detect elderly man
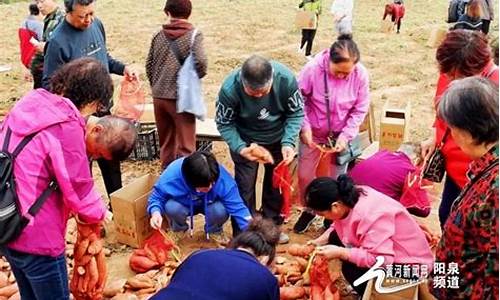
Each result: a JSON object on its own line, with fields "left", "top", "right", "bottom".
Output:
{"left": 42, "top": 0, "right": 137, "bottom": 200}
{"left": 215, "top": 55, "right": 304, "bottom": 243}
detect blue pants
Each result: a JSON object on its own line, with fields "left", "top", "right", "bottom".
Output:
{"left": 439, "top": 176, "right": 462, "bottom": 228}
{"left": 164, "top": 200, "right": 229, "bottom": 233}
{"left": 1, "top": 247, "right": 69, "bottom": 300}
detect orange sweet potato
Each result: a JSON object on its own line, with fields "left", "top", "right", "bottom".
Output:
{"left": 96, "top": 249, "right": 107, "bottom": 290}
{"left": 129, "top": 255, "right": 159, "bottom": 274}
{"left": 103, "top": 279, "right": 127, "bottom": 298}
{"left": 310, "top": 285, "right": 324, "bottom": 300}
{"left": 86, "top": 257, "right": 99, "bottom": 293}
{"left": 280, "top": 286, "right": 306, "bottom": 300}
{"left": 323, "top": 284, "right": 340, "bottom": 300}
{"left": 87, "top": 239, "right": 103, "bottom": 256}
{"left": 274, "top": 263, "right": 302, "bottom": 275}
{"left": 287, "top": 244, "right": 315, "bottom": 257}
{"left": 74, "top": 239, "right": 90, "bottom": 261}
{"left": 250, "top": 144, "right": 274, "bottom": 164}
{"left": 293, "top": 257, "right": 308, "bottom": 272}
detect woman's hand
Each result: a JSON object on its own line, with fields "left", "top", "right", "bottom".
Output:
{"left": 334, "top": 137, "right": 348, "bottom": 153}
{"left": 150, "top": 212, "right": 163, "bottom": 230}
{"left": 300, "top": 129, "right": 316, "bottom": 148}
{"left": 421, "top": 135, "right": 436, "bottom": 160}
{"left": 316, "top": 245, "right": 350, "bottom": 260}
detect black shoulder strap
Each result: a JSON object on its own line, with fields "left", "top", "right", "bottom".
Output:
{"left": 323, "top": 70, "right": 333, "bottom": 137}
{"left": 2, "top": 128, "right": 38, "bottom": 159}
{"left": 27, "top": 181, "right": 58, "bottom": 218}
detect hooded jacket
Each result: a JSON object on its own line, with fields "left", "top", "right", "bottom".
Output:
{"left": 0, "top": 89, "right": 106, "bottom": 257}
{"left": 147, "top": 158, "right": 252, "bottom": 231}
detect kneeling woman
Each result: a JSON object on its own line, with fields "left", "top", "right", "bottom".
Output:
{"left": 150, "top": 217, "right": 280, "bottom": 300}
{"left": 306, "top": 175, "right": 434, "bottom": 295}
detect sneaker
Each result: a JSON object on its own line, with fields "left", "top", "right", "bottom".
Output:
{"left": 278, "top": 232, "right": 290, "bottom": 244}
{"left": 306, "top": 55, "right": 313, "bottom": 61}
{"left": 209, "top": 232, "right": 230, "bottom": 246}
{"left": 293, "top": 211, "right": 316, "bottom": 233}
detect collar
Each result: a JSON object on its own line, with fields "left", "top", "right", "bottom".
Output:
{"left": 468, "top": 143, "right": 499, "bottom": 179}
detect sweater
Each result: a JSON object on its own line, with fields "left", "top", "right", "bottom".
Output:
{"left": 0, "top": 89, "right": 106, "bottom": 257}
{"left": 42, "top": 18, "right": 125, "bottom": 88}
{"left": 147, "top": 158, "right": 252, "bottom": 230}
{"left": 146, "top": 25, "right": 208, "bottom": 100}
{"left": 150, "top": 249, "right": 280, "bottom": 300}
{"left": 215, "top": 61, "right": 304, "bottom": 153}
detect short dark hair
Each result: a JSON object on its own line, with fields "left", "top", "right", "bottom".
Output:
{"left": 64, "top": 0, "right": 95, "bottom": 13}
{"left": 181, "top": 151, "right": 220, "bottom": 188}
{"left": 49, "top": 57, "right": 113, "bottom": 111}
{"left": 491, "top": 36, "right": 499, "bottom": 65}
{"left": 29, "top": 3, "right": 40, "bottom": 15}
{"left": 436, "top": 29, "right": 491, "bottom": 77}
{"left": 164, "top": 0, "right": 192, "bottom": 19}
{"left": 241, "top": 55, "right": 273, "bottom": 90}
{"left": 438, "top": 76, "right": 498, "bottom": 145}
{"left": 96, "top": 116, "right": 137, "bottom": 161}
{"left": 329, "top": 34, "right": 360, "bottom": 64}
{"left": 305, "top": 175, "right": 363, "bottom": 211}
{"left": 228, "top": 216, "right": 280, "bottom": 266}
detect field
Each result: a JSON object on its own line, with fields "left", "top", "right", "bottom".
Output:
{"left": 0, "top": 0, "right": 498, "bottom": 298}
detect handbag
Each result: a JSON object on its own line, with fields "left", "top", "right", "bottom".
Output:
{"left": 422, "top": 129, "right": 448, "bottom": 183}
{"left": 322, "top": 70, "right": 362, "bottom": 166}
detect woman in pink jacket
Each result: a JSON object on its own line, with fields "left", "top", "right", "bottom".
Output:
{"left": 0, "top": 58, "right": 113, "bottom": 300}
{"left": 306, "top": 176, "right": 434, "bottom": 295}
{"left": 294, "top": 34, "right": 370, "bottom": 233}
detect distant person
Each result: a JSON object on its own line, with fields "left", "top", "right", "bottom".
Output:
{"left": 30, "top": 0, "right": 64, "bottom": 89}
{"left": 382, "top": 0, "right": 405, "bottom": 33}
{"left": 19, "top": 3, "right": 43, "bottom": 79}
{"left": 478, "top": 0, "right": 494, "bottom": 34}
{"left": 215, "top": 55, "right": 304, "bottom": 243}
{"left": 146, "top": 0, "right": 208, "bottom": 169}
{"left": 150, "top": 217, "right": 280, "bottom": 300}
{"left": 452, "top": 0, "right": 483, "bottom": 31}
{"left": 421, "top": 30, "right": 498, "bottom": 227}
{"left": 43, "top": 0, "right": 137, "bottom": 200}
{"left": 330, "top": 0, "right": 353, "bottom": 35}
{"left": 429, "top": 77, "right": 498, "bottom": 300}
{"left": 298, "top": 0, "right": 322, "bottom": 59}
{"left": 147, "top": 152, "right": 252, "bottom": 245}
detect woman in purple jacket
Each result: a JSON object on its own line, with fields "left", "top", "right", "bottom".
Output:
{"left": 0, "top": 58, "right": 116, "bottom": 300}
{"left": 294, "top": 34, "right": 370, "bottom": 233}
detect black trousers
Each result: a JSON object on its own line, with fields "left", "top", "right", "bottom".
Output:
{"left": 481, "top": 19, "right": 491, "bottom": 35}
{"left": 95, "top": 158, "right": 122, "bottom": 205}
{"left": 31, "top": 68, "right": 43, "bottom": 89}
{"left": 329, "top": 230, "right": 369, "bottom": 295}
{"left": 300, "top": 29, "right": 317, "bottom": 56}
{"left": 230, "top": 142, "right": 284, "bottom": 236}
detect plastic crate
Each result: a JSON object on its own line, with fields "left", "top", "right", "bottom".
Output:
{"left": 196, "top": 139, "right": 213, "bottom": 152}
{"left": 129, "top": 123, "right": 159, "bottom": 161}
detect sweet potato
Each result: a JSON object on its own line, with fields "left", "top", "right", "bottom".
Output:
{"left": 0, "top": 273, "right": 8, "bottom": 288}
{"left": 280, "top": 286, "right": 306, "bottom": 300}
{"left": 78, "top": 254, "right": 92, "bottom": 267}
{"left": 286, "top": 273, "right": 303, "bottom": 284}
{"left": 129, "top": 255, "right": 159, "bottom": 274}
{"left": 293, "top": 257, "right": 308, "bottom": 272}
{"left": 96, "top": 249, "right": 107, "bottom": 290}
{"left": 126, "top": 276, "right": 155, "bottom": 290}
{"left": 86, "top": 257, "right": 99, "bottom": 293}
{"left": 249, "top": 144, "right": 274, "bottom": 164}
{"left": 78, "top": 225, "right": 94, "bottom": 239}
{"left": 87, "top": 239, "right": 103, "bottom": 256}
{"left": 142, "top": 245, "right": 157, "bottom": 263}
{"left": 0, "top": 284, "right": 18, "bottom": 298}
{"left": 74, "top": 239, "right": 90, "bottom": 261}
{"left": 103, "top": 279, "right": 127, "bottom": 298}
{"left": 310, "top": 285, "right": 324, "bottom": 300}
{"left": 287, "top": 244, "right": 315, "bottom": 257}
{"left": 323, "top": 284, "right": 340, "bottom": 300}
{"left": 274, "top": 263, "right": 302, "bottom": 275}
{"left": 136, "top": 287, "right": 156, "bottom": 296}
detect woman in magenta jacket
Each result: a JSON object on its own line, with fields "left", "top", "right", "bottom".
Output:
{"left": 294, "top": 34, "right": 370, "bottom": 233}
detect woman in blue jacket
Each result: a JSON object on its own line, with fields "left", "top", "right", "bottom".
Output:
{"left": 148, "top": 151, "right": 252, "bottom": 242}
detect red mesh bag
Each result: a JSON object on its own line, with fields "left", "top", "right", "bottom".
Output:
{"left": 273, "top": 161, "right": 294, "bottom": 218}
{"left": 316, "top": 146, "right": 336, "bottom": 178}
{"left": 112, "top": 78, "right": 145, "bottom": 121}
{"left": 309, "top": 255, "right": 340, "bottom": 300}
{"left": 129, "top": 231, "right": 180, "bottom": 273}
{"left": 400, "top": 165, "right": 431, "bottom": 217}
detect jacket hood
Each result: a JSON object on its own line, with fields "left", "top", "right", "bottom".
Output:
{"left": 5, "top": 89, "right": 84, "bottom": 136}
{"left": 162, "top": 19, "right": 194, "bottom": 40}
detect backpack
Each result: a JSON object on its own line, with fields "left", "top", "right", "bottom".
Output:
{"left": 447, "top": 0, "right": 467, "bottom": 23}
{"left": 0, "top": 127, "right": 57, "bottom": 246}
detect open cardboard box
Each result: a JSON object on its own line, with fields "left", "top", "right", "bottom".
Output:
{"left": 110, "top": 174, "right": 158, "bottom": 248}
{"left": 379, "top": 102, "right": 411, "bottom": 152}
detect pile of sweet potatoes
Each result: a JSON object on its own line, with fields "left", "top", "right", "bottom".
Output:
{"left": 276, "top": 244, "right": 340, "bottom": 300}
{"left": 0, "top": 257, "right": 20, "bottom": 300}
{"left": 70, "top": 222, "right": 107, "bottom": 300}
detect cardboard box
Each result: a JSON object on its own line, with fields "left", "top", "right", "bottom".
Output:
{"left": 379, "top": 102, "right": 411, "bottom": 152}
{"left": 110, "top": 174, "right": 158, "bottom": 248}
{"left": 295, "top": 10, "right": 317, "bottom": 29}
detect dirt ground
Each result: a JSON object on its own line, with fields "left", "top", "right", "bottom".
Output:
{"left": 0, "top": 0, "right": 498, "bottom": 298}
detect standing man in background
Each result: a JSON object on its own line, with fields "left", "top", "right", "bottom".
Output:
{"left": 330, "top": 0, "right": 353, "bottom": 35}
{"left": 43, "top": 0, "right": 137, "bottom": 199}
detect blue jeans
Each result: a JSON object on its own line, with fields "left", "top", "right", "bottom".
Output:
{"left": 1, "top": 247, "right": 69, "bottom": 300}
{"left": 439, "top": 176, "right": 462, "bottom": 228}
{"left": 164, "top": 200, "right": 229, "bottom": 233}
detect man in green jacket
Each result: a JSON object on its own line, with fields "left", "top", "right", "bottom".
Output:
{"left": 216, "top": 55, "right": 304, "bottom": 243}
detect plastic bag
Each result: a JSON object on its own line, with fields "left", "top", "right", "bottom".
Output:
{"left": 112, "top": 78, "right": 145, "bottom": 121}
{"left": 400, "top": 166, "right": 431, "bottom": 218}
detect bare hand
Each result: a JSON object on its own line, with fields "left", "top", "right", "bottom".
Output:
{"left": 124, "top": 66, "right": 138, "bottom": 81}
{"left": 35, "top": 41, "right": 45, "bottom": 53}
{"left": 281, "top": 146, "right": 296, "bottom": 165}
{"left": 300, "top": 129, "right": 316, "bottom": 148}
{"left": 334, "top": 137, "right": 348, "bottom": 153}
{"left": 239, "top": 145, "right": 260, "bottom": 162}
{"left": 421, "top": 137, "right": 436, "bottom": 160}
{"left": 150, "top": 211, "right": 163, "bottom": 230}
{"left": 316, "top": 245, "right": 349, "bottom": 260}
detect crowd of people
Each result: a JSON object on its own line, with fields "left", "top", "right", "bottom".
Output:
{"left": 0, "top": 0, "right": 498, "bottom": 299}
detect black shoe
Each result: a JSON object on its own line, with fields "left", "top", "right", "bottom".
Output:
{"left": 293, "top": 211, "right": 316, "bottom": 233}
{"left": 323, "top": 218, "right": 333, "bottom": 229}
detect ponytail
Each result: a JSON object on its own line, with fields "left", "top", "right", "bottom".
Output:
{"left": 305, "top": 176, "right": 362, "bottom": 211}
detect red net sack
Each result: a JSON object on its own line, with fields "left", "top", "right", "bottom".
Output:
{"left": 129, "top": 231, "right": 180, "bottom": 273}
{"left": 273, "top": 161, "right": 294, "bottom": 218}
{"left": 315, "top": 146, "right": 336, "bottom": 178}
{"left": 309, "top": 255, "right": 340, "bottom": 300}
{"left": 400, "top": 165, "right": 431, "bottom": 218}
{"left": 112, "top": 78, "right": 145, "bottom": 121}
